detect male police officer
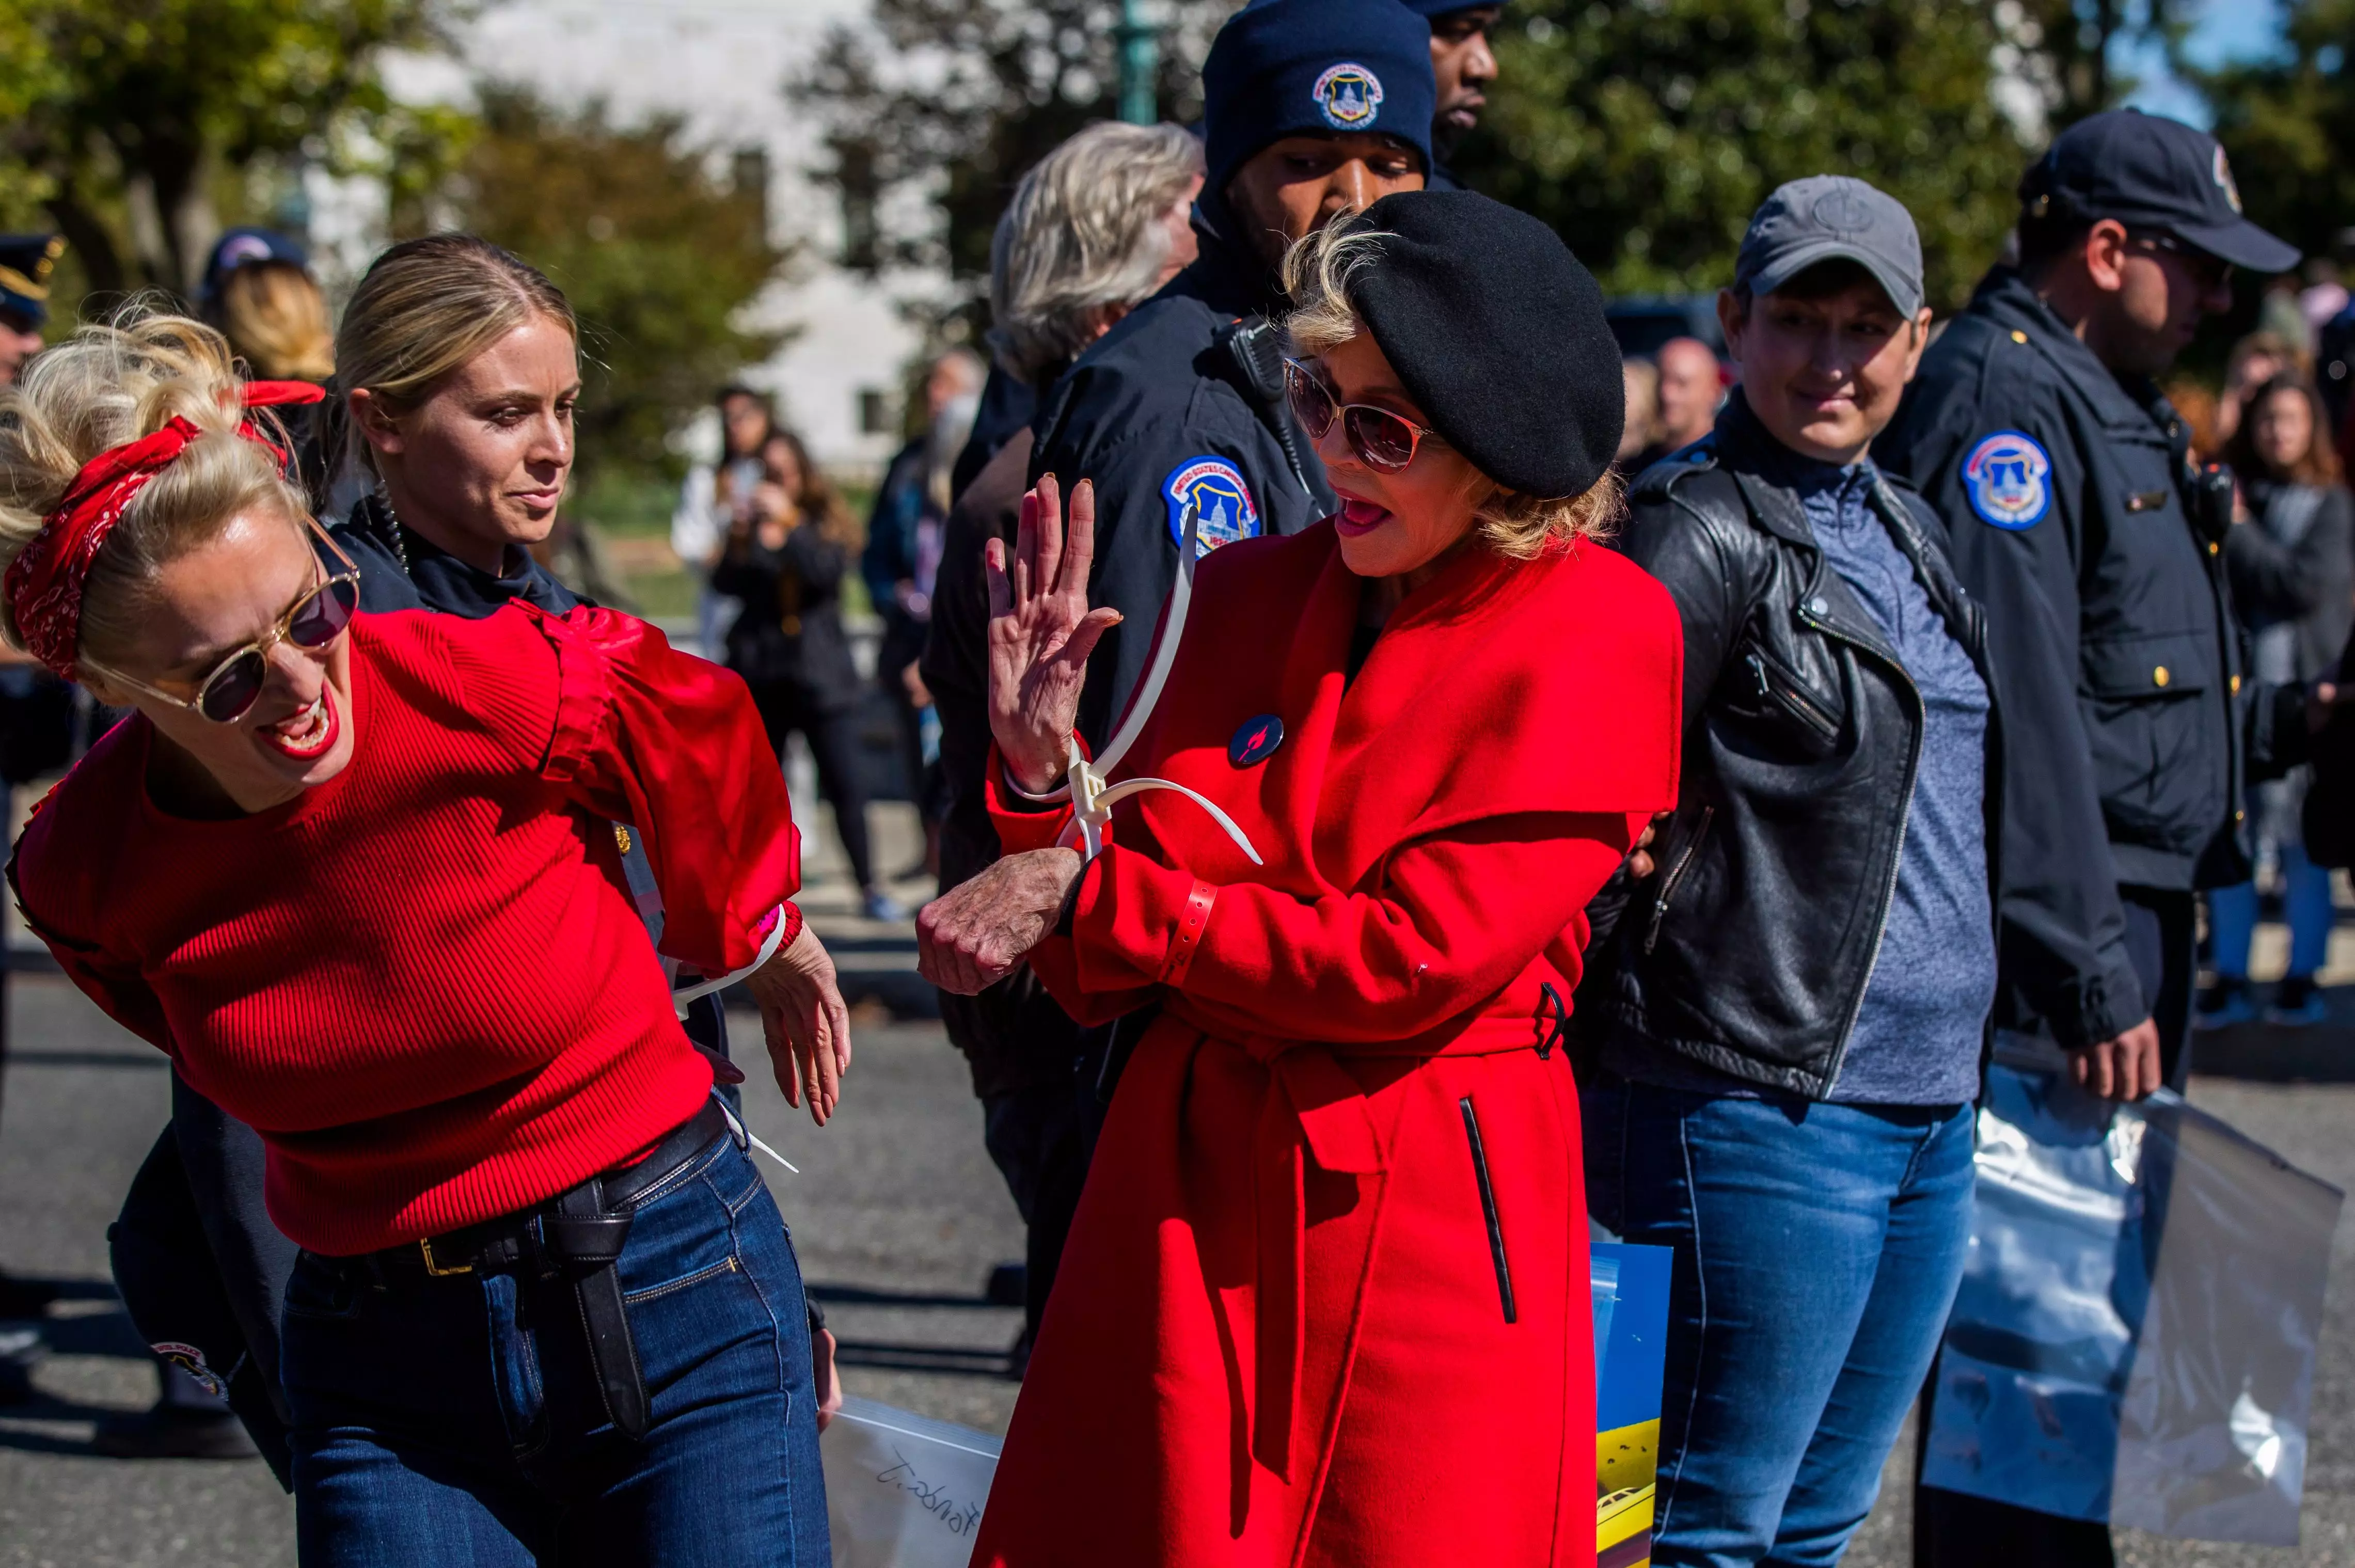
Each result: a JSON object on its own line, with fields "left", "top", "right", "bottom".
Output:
{"left": 1879, "top": 109, "right": 2303, "bottom": 1567}
{"left": 0, "top": 234, "right": 62, "bottom": 388}
{"left": 1028, "top": 0, "right": 1433, "bottom": 748}
{"left": 1403, "top": 1, "right": 1499, "bottom": 191}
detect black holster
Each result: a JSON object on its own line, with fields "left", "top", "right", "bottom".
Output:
{"left": 545, "top": 1181, "right": 646, "bottom": 1440}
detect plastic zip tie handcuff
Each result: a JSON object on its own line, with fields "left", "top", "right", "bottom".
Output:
{"left": 671, "top": 902, "right": 792, "bottom": 1020}
{"left": 712, "top": 1090, "right": 801, "bottom": 1176}
{"left": 1018, "top": 501, "right": 1265, "bottom": 867}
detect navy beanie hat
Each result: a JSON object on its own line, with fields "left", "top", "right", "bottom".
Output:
{"left": 1202, "top": 0, "right": 1436, "bottom": 201}
{"left": 1344, "top": 189, "right": 1623, "bottom": 498}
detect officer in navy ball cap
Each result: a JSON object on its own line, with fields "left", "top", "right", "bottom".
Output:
{"left": 1031, "top": 0, "right": 1433, "bottom": 753}
{"left": 0, "top": 233, "right": 65, "bottom": 387}
{"left": 1398, "top": 0, "right": 1499, "bottom": 190}
{"left": 197, "top": 225, "right": 311, "bottom": 308}
{"left": 1881, "top": 108, "right": 2306, "bottom": 1568}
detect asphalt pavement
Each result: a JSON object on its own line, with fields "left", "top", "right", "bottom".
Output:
{"left": 1, "top": 801, "right": 2351, "bottom": 1565}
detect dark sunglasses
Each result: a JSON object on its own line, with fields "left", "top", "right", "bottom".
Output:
{"left": 1282, "top": 358, "right": 1442, "bottom": 474}
{"left": 2128, "top": 231, "right": 2234, "bottom": 294}
{"left": 100, "top": 556, "right": 360, "bottom": 724}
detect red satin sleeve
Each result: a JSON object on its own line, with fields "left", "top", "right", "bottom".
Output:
{"left": 1044, "top": 811, "right": 1640, "bottom": 1043}
{"left": 528, "top": 605, "right": 803, "bottom": 974}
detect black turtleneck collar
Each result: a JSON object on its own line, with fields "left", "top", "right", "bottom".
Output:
{"left": 335, "top": 491, "right": 578, "bottom": 618}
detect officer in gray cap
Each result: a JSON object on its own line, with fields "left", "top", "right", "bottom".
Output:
{"left": 1879, "top": 106, "right": 2305, "bottom": 1568}
{"left": 1585, "top": 175, "right": 1999, "bottom": 1565}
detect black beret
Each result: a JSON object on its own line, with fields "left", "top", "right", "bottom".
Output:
{"left": 1344, "top": 190, "right": 1621, "bottom": 498}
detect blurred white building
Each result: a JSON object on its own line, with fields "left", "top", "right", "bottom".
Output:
{"left": 318, "top": 0, "right": 934, "bottom": 477}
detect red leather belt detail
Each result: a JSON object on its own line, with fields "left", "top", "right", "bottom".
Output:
{"left": 1160, "top": 879, "right": 1217, "bottom": 988}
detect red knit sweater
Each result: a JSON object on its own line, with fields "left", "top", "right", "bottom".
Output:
{"left": 9, "top": 604, "right": 802, "bottom": 1255}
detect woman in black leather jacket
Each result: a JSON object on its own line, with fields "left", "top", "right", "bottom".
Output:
{"left": 710, "top": 428, "right": 894, "bottom": 917}
{"left": 1580, "top": 178, "right": 2000, "bottom": 1568}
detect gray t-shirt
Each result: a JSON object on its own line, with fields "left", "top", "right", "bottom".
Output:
{"left": 1782, "top": 454, "right": 1994, "bottom": 1105}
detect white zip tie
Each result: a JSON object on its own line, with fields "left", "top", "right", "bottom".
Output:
{"left": 672, "top": 903, "right": 793, "bottom": 1020}
{"left": 714, "top": 1091, "right": 799, "bottom": 1175}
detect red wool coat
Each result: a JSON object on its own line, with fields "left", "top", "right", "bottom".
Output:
{"left": 971, "top": 522, "right": 1682, "bottom": 1568}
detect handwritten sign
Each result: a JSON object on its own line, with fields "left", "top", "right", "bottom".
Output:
{"left": 823, "top": 1397, "right": 1004, "bottom": 1568}
{"left": 876, "top": 1446, "right": 984, "bottom": 1539}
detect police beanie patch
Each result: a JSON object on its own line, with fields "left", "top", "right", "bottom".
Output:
{"left": 1340, "top": 190, "right": 1623, "bottom": 499}
{"left": 1202, "top": 0, "right": 1436, "bottom": 200}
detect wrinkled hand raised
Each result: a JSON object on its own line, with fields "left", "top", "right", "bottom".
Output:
{"left": 988, "top": 475, "right": 1123, "bottom": 794}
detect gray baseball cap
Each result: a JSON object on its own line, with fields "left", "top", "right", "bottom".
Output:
{"left": 1735, "top": 175, "right": 1925, "bottom": 319}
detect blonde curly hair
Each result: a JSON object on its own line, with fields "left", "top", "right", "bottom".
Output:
{"left": 0, "top": 306, "right": 309, "bottom": 667}
{"left": 1280, "top": 221, "right": 1621, "bottom": 558}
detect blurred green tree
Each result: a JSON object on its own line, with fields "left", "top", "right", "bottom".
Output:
{"left": 450, "top": 87, "right": 793, "bottom": 483}
{"left": 2198, "top": 0, "right": 2355, "bottom": 266}
{"left": 2013, "top": 0, "right": 2197, "bottom": 128}
{"left": 0, "top": 0, "right": 458, "bottom": 295}
{"left": 796, "top": 0, "right": 1239, "bottom": 290}
{"left": 1452, "top": 0, "right": 2030, "bottom": 311}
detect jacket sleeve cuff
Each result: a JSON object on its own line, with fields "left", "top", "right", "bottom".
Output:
{"left": 2251, "top": 680, "right": 2314, "bottom": 778}
{"left": 983, "top": 740, "right": 1081, "bottom": 853}
{"left": 2047, "top": 949, "right": 2149, "bottom": 1051}
{"left": 1066, "top": 844, "right": 1206, "bottom": 991}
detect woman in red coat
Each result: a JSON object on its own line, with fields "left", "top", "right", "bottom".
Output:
{"left": 0, "top": 310, "right": 849, "bottom": 1563}
{"left": 919, "top": 191, "right": 1683, "bottom": 1567}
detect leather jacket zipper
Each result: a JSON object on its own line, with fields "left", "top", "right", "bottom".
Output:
{"left": 1795, "top": 600, "right": 1923, "bottom": 1094}
{"left": 1643, "top": 805, "right": 1715, "bottom": 954}
{"left": 1746, "top": 648, "right": 1841, "bottom": 740}
{"left": 1459, "top": 1096, "right": 1516, "bottom": 1324}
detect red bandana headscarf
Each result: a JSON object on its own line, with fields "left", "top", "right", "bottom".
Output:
{"left": 5, "top": 380, "right": 325, "bottom": 679}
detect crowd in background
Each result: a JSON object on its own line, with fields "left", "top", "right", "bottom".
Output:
{"left": 0, "top": 0, "right": 2349, "bottom": 1558}
{"left": 669, "top": 354, "right": 986, "bottom": 923}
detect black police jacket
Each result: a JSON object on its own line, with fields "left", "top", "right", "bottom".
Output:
{"left": 1580, "top": 400, "right": 2000, "bottom": 1098}
{"left": 1879, "top": 266, "right": 2305, "bottom": 1049}
{"left": 1028, "top": 213, "right": 1337, "bottom": 748}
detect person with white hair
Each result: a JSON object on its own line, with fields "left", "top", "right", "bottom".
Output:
{"left": 918, "top": 117, "right": 1203, "bottom": 1365}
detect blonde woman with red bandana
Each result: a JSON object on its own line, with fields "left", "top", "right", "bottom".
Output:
{"left": 2, "top": 310, "right": 849, "bottom": 1565}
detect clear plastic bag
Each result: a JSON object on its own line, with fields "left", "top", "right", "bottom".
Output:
{"left": 822, "top": 1395, "right": 1004, "bottom": 1567}
{"left": 1921, "top": 1058, "right": 2342, "bottom": 1545}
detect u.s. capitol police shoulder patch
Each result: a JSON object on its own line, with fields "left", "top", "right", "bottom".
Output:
{"left": 1164, "top": 456, "right": 1262, "bottom": 557}
{"left": 1311, "top": 64, "right": 1384, "bottom": 131}
{"left": 1962, "top": 430, "right": 2053, "bottom": 530}
{"left": 152, "top": 1340, "right": 226, "bottom": 1399}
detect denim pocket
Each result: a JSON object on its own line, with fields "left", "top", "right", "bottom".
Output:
{"left": 613, "top": 1143, "right": 748, "bottom": 1303}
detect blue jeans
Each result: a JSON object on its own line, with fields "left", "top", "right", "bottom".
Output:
{"left": 2208, "top": 842, "right": 2335, "bottom": 980}
{"left": 282, "top": 1132, "right": 829, "bottom": 1566}
{"left": 1583, "top": 1079, "right": 1975, "bottom": 1568}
